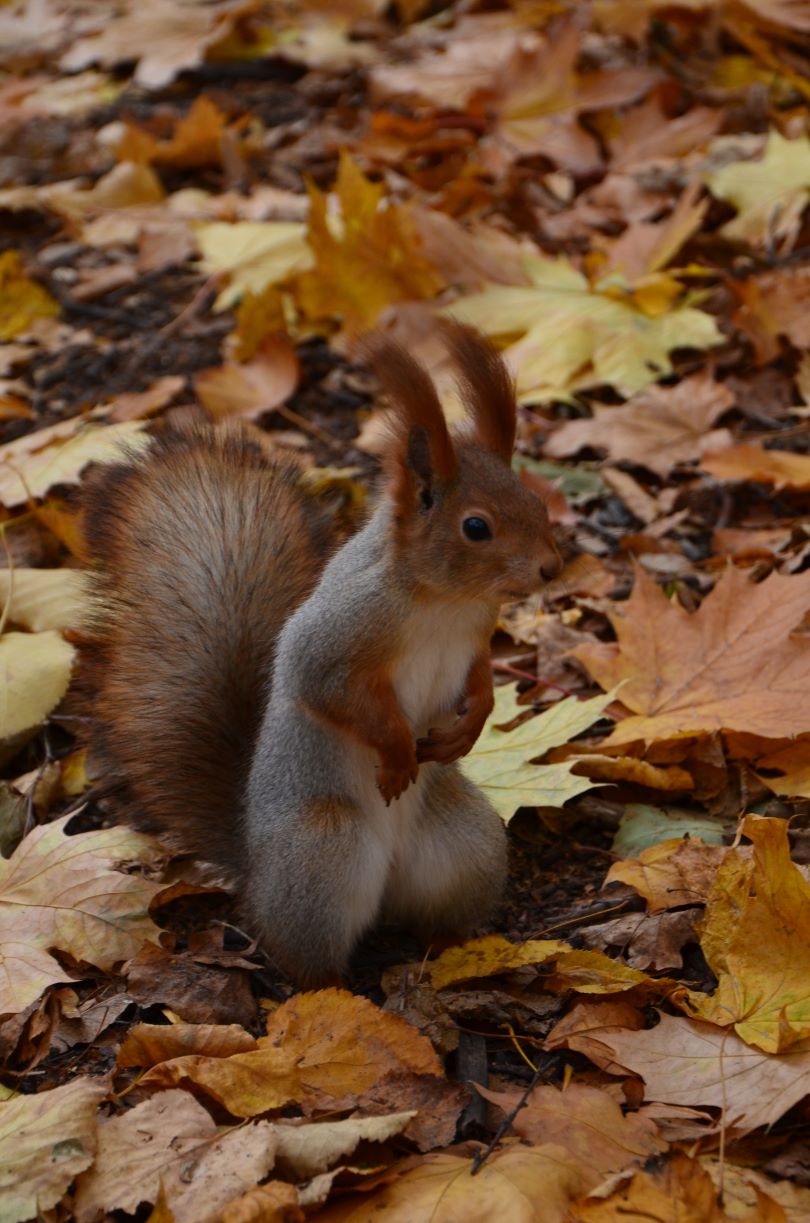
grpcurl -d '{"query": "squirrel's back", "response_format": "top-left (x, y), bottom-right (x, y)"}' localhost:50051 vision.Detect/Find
top-left (80, 423), bottom-right (334, 876)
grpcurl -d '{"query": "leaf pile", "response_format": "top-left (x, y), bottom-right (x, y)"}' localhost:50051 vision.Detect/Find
top-left (4, 0), bottom-right (810, 1220)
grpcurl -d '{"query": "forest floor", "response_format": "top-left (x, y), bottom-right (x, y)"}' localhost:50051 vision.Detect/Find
top-left (3, 2), bottom-right (810, 1221)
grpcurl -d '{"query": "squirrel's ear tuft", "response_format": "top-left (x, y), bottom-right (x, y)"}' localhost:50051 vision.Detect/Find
top-left (442, 321), bottom-right (516, 462)
top-left (362, 335), bottom-right (457, 511)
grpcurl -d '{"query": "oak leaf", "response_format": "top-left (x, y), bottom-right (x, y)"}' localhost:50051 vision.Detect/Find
top-left (139, 988), bottom-right (441, 1115)
top-left (701, 443), bottom-right (810, 490)
top-left (449, 254), bottom-right (721, 402)
top-left (296, 154), bottom-right (444, 332)
top-left (0, 1075), bottom-right (106, 1223)
top-left (0, 816), bottom-right (164, 1015)
top-left (573, 565), bottom-right (810, 746)
top-left (546, 374), bottom-right (734, 476)
top-left (682, 816), bottom-right (810, 1052)
top-left (705, 130), bottom-right (810, 249)
top-left (460, 683), bottom-right (612, 820)
top-left (575, 1011), bottom-right (810, 1132)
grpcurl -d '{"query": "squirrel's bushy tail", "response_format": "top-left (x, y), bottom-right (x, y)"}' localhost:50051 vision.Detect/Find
top-left (80, 423), bottom-right (334, 877)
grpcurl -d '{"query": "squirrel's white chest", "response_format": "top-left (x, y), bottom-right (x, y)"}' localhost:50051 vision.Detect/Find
top-left (392, 599), bottom-right (489, 735)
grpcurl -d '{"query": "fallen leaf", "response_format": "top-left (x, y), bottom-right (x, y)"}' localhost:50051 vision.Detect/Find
top-left (544, 950), bottom-right (657, 996)
top-left (0, 816), bottom-right (164, 1015)
top-left (0, 419), bottom-right (150, 507)
top-left (194, 337), bottom-right (299, 420)
top-left (0, 630), bottom-right (74, 746)
top-left (609, 95), bottom-right (722, 170)
top-left (0, 1076), bottom-right (106, 1223)
top-left (296, 153), bottom-right (444, 332)
top-left (545, 375), bottom-right (734, 476)
top-left (0, 251), bottom-right (58, 341)
top-left (316, 1140), bottom-right (590, 1223)
top-left (611, 803), bottom-right (728, 856)
top-left (606, 837), bottom-right (728, 912)
top-left (427, 934), bottom-right (571, 989)
top-left (705, 130), bottom-right (810, 249)
top-left (139, 988), bottom-right (441, 1115)
top-left (754, 736), bottom-right (810, 798)
top-left (104, 375), bottom-right (185, 423)
top-left (577, 1011), bottom-right (810, 1132)
top-left (449, 254), bottom-right (721, 402)
top-left (701, 443), bottom-right (810, 490)
top-left (573, 565), bottom-right (810, 746)
top-left (580, 909), bottom-right (701, 971)
top-left (460, 684), bottom-right (613, 821)
top-left (0, 569), bottom-right (84, 632)
top-left (477, 1081), bottom-right (664, 1172)
top-left (73, 1090), bottom-right (277, 1223)
top-left (117, 1023), bottom-right (258, 1069)
top-left (272, 1112), bottom-right (415, 1180)
top-left (682, 815), bottom-right (810, 1052)
top-left (733, 264), bottom-right (810, 355)
top-left (570, 1150), bottom-right (785, 1222)
top-left (196, 220), bottom-right (312, 311)
top-left (60, 0), bottom-right (257, 90)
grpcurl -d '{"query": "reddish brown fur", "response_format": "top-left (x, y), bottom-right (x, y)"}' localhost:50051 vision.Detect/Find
top-left (442, 321), bottom-right (517, 462)
top-left (364, 337), bottom-right (458, 517)
top-left (80, 423), bottom-right (334, 875)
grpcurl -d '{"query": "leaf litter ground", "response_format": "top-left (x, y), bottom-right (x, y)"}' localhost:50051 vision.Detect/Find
top-left (4, 2), bottom-right (810, 1221)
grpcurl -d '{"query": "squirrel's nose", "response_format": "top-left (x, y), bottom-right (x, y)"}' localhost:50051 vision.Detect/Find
top-left (540, 553), bottom-right (563, 582)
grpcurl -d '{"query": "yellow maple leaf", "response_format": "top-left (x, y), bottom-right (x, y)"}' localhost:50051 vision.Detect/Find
top-left (705, 129), bottom-right (810, 249)
top-left (681, 816), bottom-right (810, 1053)
top-left (295, 153), bottom-right (445, 332)
top-left (448, 253), bottom-right (721, 403)
top-left (196, 220), bottom-right (312, 310)
top-left (0, 251), bottom-right (59, 341)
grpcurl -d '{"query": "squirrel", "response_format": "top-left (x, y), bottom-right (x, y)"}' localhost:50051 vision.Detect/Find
top-left (81, 324), bottom-right (562, 987)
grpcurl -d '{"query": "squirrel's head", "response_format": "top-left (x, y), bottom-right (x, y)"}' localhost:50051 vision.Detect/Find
top-left (367, 323), bottom-right (562, 603)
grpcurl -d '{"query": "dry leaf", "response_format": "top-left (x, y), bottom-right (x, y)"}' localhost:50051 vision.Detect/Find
top-left (580, 910), bottom-right (701, 971)
top-left (194, 337), bottom-right (299, 420)
top-left (0, 251), bottom-right (58, 341)
top-left (139, 988), bottom-right (441, 1114)
top-left (546, 375), bottom-right (734, 476)
top-left (195, 220), bottom-right (312, 311)
top-left (427, 934), bottom-right (571, 989)
top-left (73, 1090), bottom-right (277, 1223)
top-left (701, 443), bottom-right (810, 490)
top-left (705, 130), bottom-right (810, 249)
top-left (117, 1023), bottom-right (258, 1069)
top-left (0, 816), bottom-right (164, 1015)
top-left (682, 816), bottom-right (810, 1052)
top-left (606, 837), bottom-right (728, 913)
top-left (574, 565), bottom-right (810, 746)
top-left (577, 1011), bottom-right (810, 1132)
top-left (0, 419), bottom-right (150, 507)
top-left (0, 629), bottom-right (74, 748)
top-left (0, 1076), bottom-right (106, 1223)
top-left (0, 569), bottom-right (84, 632)
top-left (296, 154), bottom-right (444, 332)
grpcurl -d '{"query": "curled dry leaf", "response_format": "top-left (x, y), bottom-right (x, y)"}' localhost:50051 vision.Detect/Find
top-left (574, 566), bottom-right (810, 747)
top-left (0, 1075), bottom-right (106, 1223)
top-left (139, 988), bottom-right (441, 1115)
top-left (579, 909), bottom-right (701, 972)
top-left (606, 837), bottom-right (728, 913)
top-left (0, 816), bottom-right (164, 1015)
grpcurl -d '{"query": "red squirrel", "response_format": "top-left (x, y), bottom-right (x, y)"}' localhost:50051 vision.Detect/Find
top-left (81, 324), bottom-right (561, 986)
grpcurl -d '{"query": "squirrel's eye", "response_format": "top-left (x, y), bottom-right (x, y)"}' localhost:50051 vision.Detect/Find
top-left (462, 516), bottom-right (492, 542)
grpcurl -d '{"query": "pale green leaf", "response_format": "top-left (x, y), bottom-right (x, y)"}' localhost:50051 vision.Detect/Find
top-left (612, 803), bottom-right (730, 857)
top-left (461, 685), bottom-right (614, 821)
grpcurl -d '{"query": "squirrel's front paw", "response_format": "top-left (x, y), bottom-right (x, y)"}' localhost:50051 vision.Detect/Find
top-left (376, 748), bottom-right (418, 805)
top-left (417, 718), bottom-right (482, 765)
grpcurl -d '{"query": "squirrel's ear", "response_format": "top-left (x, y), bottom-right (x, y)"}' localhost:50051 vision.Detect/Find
top-left (442, 321), bottom-right (516, 462)
top-left (363, 336), bottom-right (457, 512)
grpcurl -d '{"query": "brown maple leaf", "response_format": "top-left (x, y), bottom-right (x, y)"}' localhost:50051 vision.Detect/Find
top-left (573, 565), bottom-right (810, 746)
top-left (546, 373), bottom-right (734, 476)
